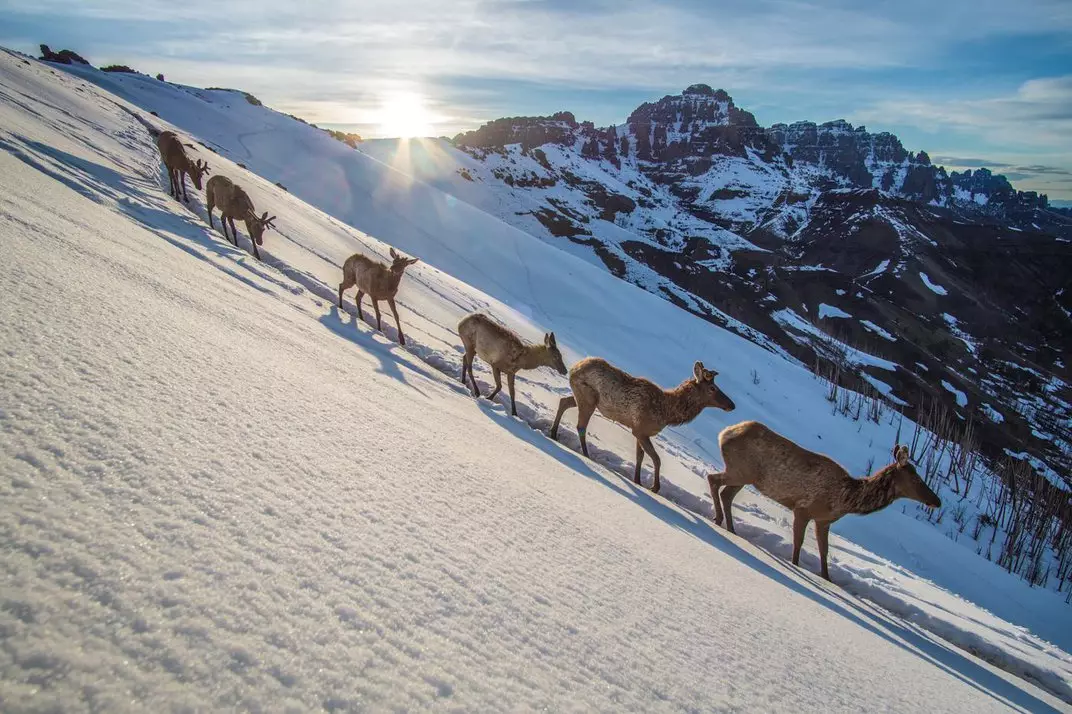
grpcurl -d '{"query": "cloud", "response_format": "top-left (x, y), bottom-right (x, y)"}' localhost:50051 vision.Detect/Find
top-left (5, 0), bottom-right (1072, 169)
top-left (931, 156), bottom-right (1013, 168)
top-left (1016, 164), bottom-right (1072, 175)
top-left (854, 76), bottom-right (1072, 150)
top-left (10, 0), bottom-right (1071, 92)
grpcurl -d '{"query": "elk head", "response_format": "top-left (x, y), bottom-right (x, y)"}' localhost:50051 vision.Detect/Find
top-left (544, 332), bottom-right (567, 375)
top-left (694, 361), bottom-right (735, 411)
top-left (389, 247), bottom-right (419, 273)
top-left (247, 211), bottom-right (277, 246)
top-left (189, 158), bottom-right (210, 190)
top-left (889, 445), bottom-right (942, 508)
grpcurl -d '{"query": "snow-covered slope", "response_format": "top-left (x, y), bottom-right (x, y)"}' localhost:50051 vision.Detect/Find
top-left (357, 114), bottom-right (1072, 497)
top-left (1, 51), bottom-right (1071, 708)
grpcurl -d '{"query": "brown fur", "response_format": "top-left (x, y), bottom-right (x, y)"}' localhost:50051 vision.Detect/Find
top-left (205, 174), bottom-right (276, 260)
top-left (458, 313), bottom-right (567, 416)
top-left (156, 131), bottom-right (209, 202)
top-left (551, 357), bottom-right (735, 493)
top-left (709, 421), bottom-right (942, 580)
top-left (338, 247), bottom-right (419, 345)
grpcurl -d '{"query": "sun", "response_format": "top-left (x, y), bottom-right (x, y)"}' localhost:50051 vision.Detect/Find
top-left (376, 92), bottom-right (435, 139)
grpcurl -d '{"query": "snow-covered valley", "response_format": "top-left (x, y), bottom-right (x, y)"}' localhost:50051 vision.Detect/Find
top-left (1, 50), bottom-right (1070, 710)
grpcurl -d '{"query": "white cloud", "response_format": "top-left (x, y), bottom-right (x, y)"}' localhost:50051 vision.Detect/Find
top-left (853, 76), bottom-right (1072, 148)
top-left (15, 0), bottom-right (1072, 91)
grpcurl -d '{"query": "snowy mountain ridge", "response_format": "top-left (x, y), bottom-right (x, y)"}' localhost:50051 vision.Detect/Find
top-left (353, 86), bottom-right (1072, 502)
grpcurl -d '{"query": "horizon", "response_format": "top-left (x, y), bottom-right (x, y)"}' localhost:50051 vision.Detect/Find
top-left (4, 0), bottom-right (1070, 200)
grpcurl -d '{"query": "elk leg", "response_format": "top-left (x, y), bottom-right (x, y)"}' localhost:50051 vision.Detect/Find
top-left (228, 217), bottom-right (239, 246)
top-left (634, 440), bottom-right (645, 485)
top-left (550, 396), bottom-right (576, 440)
top-left (575, 398), bottom-right (596, 458)
top-left (791, 510), bottom-right (810, 566)
top-left (507, 372), bottom-right (517, 416)
top-left (466, 356), bottom-right (481, 397)
top-left (387, 298), bottom-right (404, 345)
top-left (707, 471), bottom-right (725, 524)
top-left (720, 485), bottom-right (744, 534)
top-left (355, 290), bottom-right (364, 320)
top-left (815, 521), bottom-right (832, 581)
top-left (220, 214), bottom-right (229, 242)
top-left (372, 300), bottom-right (382, 331)
top-left (207, 202), bottom-right (214, 228)
top-left (167, 168), bottom-right (177, 198)
top-left (637, 435), bottom-right (661, 493)
top-left (252, 238), bottom-right (261, 261)
top-left (179, 171), bottom-right (188, 202)
top-left (487, 368), bottom-right (502, 400)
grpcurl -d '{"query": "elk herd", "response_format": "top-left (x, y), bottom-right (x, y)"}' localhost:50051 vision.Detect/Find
top-left (155, 131), bottom-right (942, 583)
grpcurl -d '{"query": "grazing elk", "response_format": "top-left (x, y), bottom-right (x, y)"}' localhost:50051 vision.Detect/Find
top-left (708, 421), bottom-right (942, 581)
top-left (205, 174), bottom-right (276, 260)
top-left (156, 130), bottom-right (209, 202)
top-left (338, 248), bottom-right (419, 345)
top-left (551, 358), bottom-right (735, 493)
top-left (458, 313), bottom-right (567, 416)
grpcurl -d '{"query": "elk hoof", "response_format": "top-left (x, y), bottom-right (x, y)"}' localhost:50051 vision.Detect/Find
top-left (651, 483), bottom-right (660, 494)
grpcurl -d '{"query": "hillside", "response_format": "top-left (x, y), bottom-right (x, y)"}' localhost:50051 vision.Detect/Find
top-left (356, 90), bottom-right (1072, 494)
top-left (2, 49), bottom-right (1072, 708)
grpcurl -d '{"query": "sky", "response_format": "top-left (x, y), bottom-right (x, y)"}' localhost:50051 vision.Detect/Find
top-left (3, 0), bottom-right (1071, 201)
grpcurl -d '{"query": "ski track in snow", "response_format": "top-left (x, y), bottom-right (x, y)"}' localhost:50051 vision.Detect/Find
top-left (1, 52), bottom-right (1071, 710)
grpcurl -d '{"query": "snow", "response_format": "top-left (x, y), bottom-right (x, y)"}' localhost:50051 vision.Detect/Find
top-left (773, 309), bottom-right (899, 371)
top-left (860, 373), bottom-right (908, 405)
top-left (818, 303), bottom-right (851, 319)
top-left (861, 259), bottom-right (890, 278)
top-left (920, 272), bottom-right (949, 295)
top-left (942, 380), bottom-right (970, 407)
top-left (861, 320), bottom-right (897, 341)
top-left (2, 51), bottom-right (1071, 709)
top-left (982, 404), bottom-right (1006, 424)
top-left (942, 313), bottom-right (978, 355)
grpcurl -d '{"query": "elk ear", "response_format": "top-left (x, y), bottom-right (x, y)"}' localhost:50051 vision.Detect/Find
top-left (895, 445), bottom-right (909, 466)
top-left (261, 211), bottom-right (268, 221)
top-left (390, 247), bottom-right (399, 260)
top-left (406, 257), bottom-right (419, 266)
top-left (694, 361), bottom-right (705, 383)
top-left (547, 332), bottom-right (557, 348)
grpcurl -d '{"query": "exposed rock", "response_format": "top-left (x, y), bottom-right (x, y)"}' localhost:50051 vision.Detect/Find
top-left (39, 45), bottom-right (89, 65)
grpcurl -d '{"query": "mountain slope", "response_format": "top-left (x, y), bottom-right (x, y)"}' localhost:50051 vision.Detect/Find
top-left (3, 49), bottom-right (1072, 706)
top-left (356, 90), bottom-right (1072, 491)
top-left (45, 50), bottom-right (1072, 675)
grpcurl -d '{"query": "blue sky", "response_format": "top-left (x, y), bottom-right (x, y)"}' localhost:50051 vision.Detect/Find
top-left (3, 0), bottom-right (1071, 200)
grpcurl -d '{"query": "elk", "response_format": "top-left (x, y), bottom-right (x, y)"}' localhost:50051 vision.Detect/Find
top-left (458, 313), bottom-right (567, 416)
top-left (551, 358), bottom-right (735, 493)
top-left (205, 175), bottom-right (276, 260)
top-left (156, 130), bottom-right (209, 202)
top-left (708, 421), bottom-right (942, 581)
top-left (338, 248), bottom-right (419, 345)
